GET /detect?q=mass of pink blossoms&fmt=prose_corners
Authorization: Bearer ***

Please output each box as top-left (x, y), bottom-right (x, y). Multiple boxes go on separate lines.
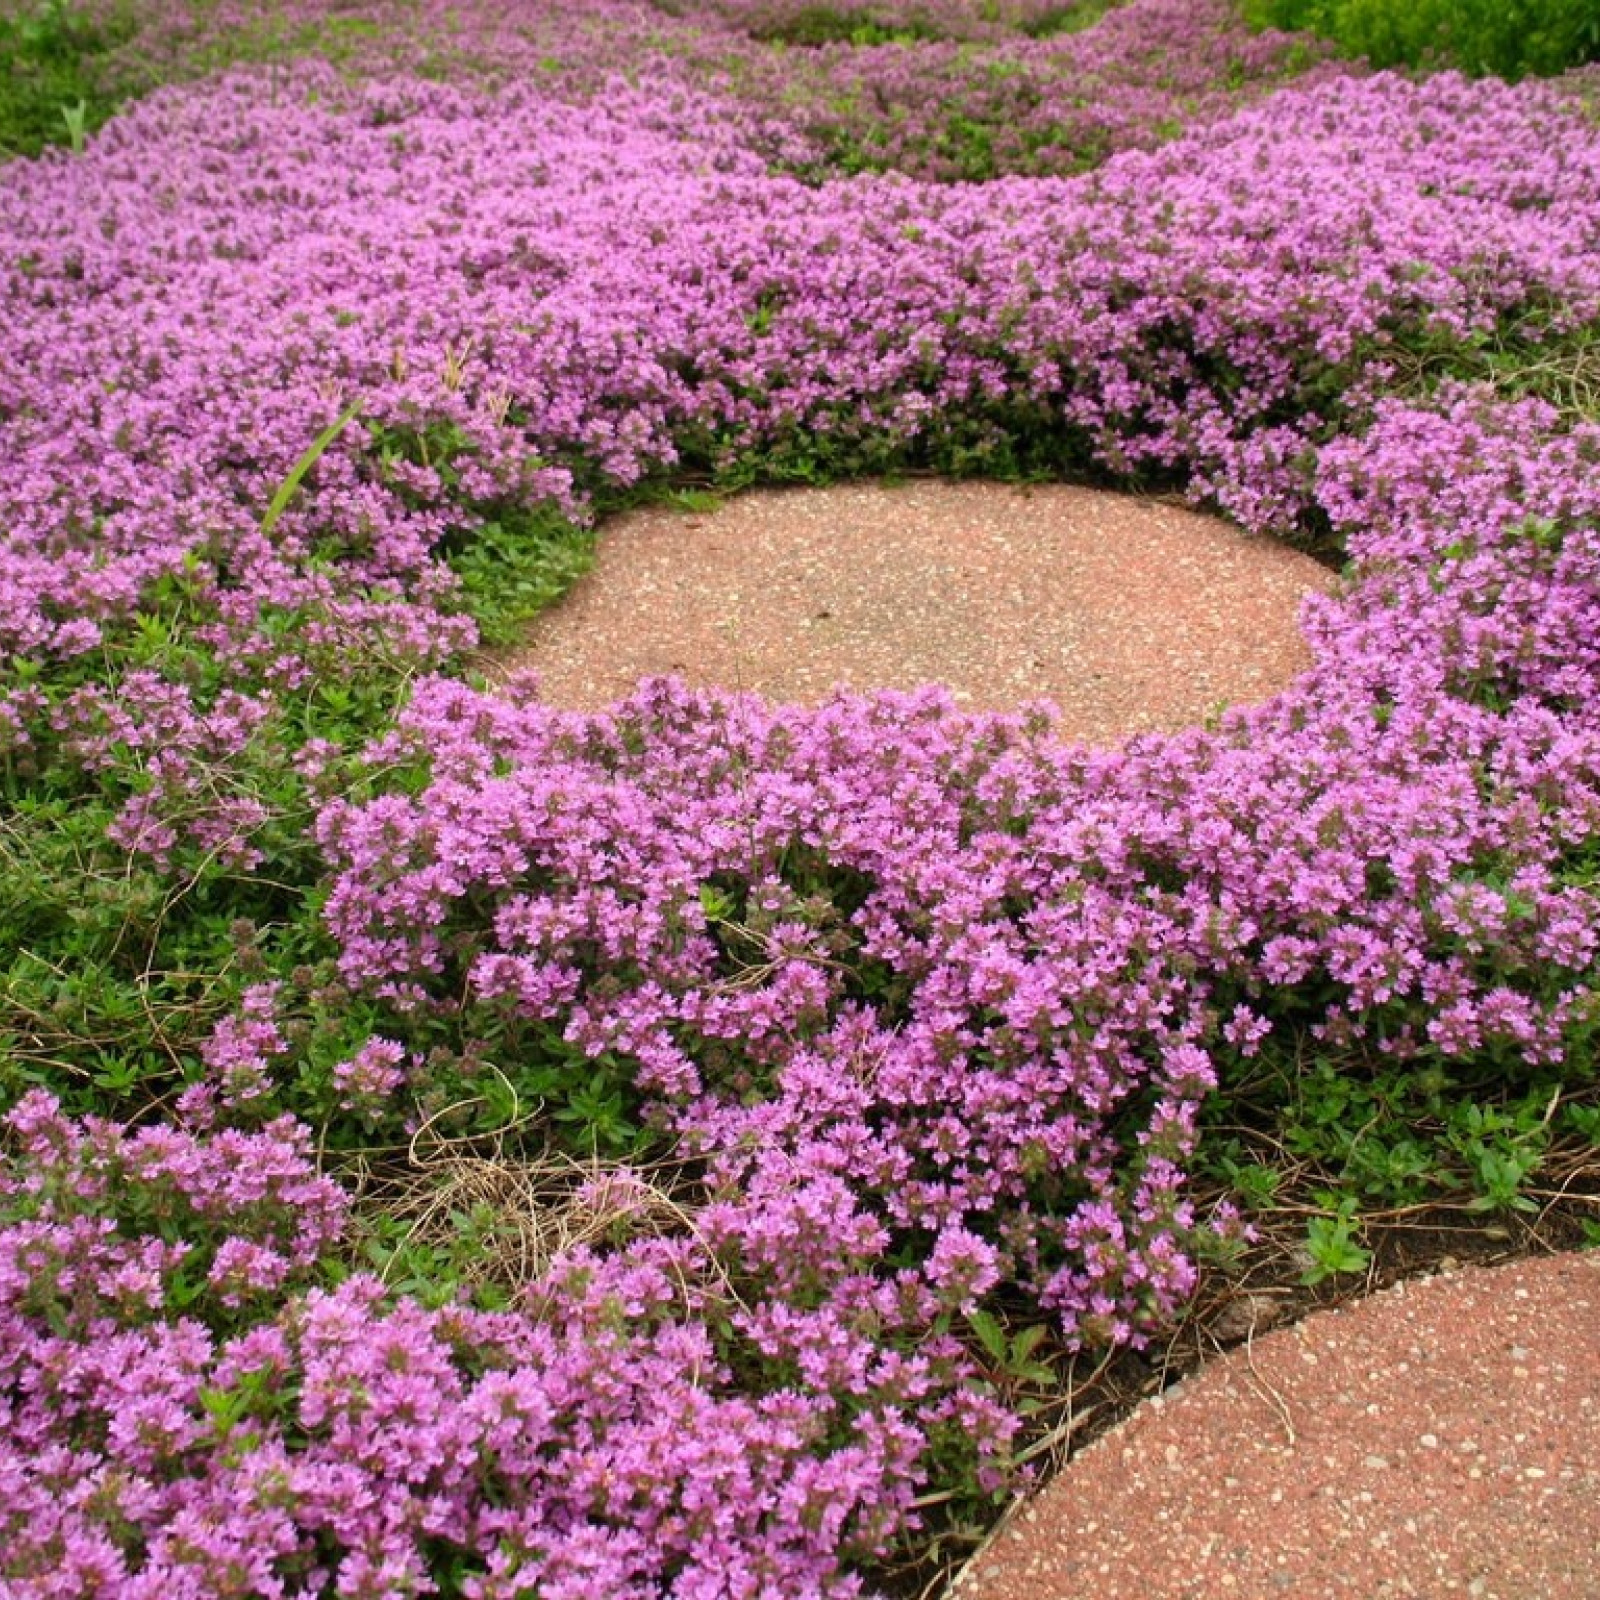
top-left (3, 0), bottom-right (1600, 1593)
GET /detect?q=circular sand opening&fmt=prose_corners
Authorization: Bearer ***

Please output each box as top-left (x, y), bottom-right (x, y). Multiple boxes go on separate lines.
top-left (489, 480), bottom-right (1338, 744)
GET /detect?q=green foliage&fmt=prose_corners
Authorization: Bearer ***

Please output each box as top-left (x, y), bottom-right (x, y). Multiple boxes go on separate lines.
top-left (0, 803), bottom-right (217, 1116)
top-left (1444, 1099), bottom-right (1549, 1214)
top-left (966, 1308), bottom-right (1058, 1389)
top-left (442, 506), bottom-right (596, 647)
top-left (740, 0), bottom-right (1127, 48)
top-left (1300, 1197), bottom-right (1372, 1283)
top-left (0, 561), bottom-right (673, 1184)
top-left (1385, 314), bottom-right (1600, 426)
top-left (0, 0), bottom-right (134, 157)
top-left (674, 378), bottom-right (1118, 499)
top-left (457, 1034), bottom-right (645, 1158)
top-left (337, 1203), bottom-right (517, 1311)
top-left (745, 6), bottom-right (946, 47)
top-left (0, 558), bottom-right (434, 1102)
top-left (1210, 1144), bottom-right (1284, 1210)
top-left (0, 0), bottom-right (449, 162)
top-left (1240, 0), bottom-right (1600, 80)
top-left (1203, 1033), bottom-right (1595, 1230)
top-left (1017, 1), bottom-right (1121, 39)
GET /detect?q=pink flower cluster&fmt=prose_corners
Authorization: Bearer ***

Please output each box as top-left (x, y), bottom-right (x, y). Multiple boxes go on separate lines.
top-left (317, 673), bottom-right (1222, 1342)
top-left (2, 1092), bottom-right (993, 1597)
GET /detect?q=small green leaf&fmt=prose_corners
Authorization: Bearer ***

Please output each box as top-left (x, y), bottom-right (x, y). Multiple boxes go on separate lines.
top-left (1010, 1323), bottom-right (1048, 1363)
top-left (1301, 1212), bottom-right (1371, 1286)
top-left (967, 1308), bottom-right (1009, 1366)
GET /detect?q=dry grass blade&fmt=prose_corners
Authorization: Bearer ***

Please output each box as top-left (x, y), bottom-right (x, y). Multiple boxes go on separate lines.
top-left (347, 1093), bottom-right (742, 1312)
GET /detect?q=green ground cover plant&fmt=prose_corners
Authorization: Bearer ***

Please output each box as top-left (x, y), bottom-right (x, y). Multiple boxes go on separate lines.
top-left (1, 0), bottom-right (1598, 1594)
top-left (1241, 0), bottom-right (1600, 79)
top-left (0, 0), bottom-right (135, 154)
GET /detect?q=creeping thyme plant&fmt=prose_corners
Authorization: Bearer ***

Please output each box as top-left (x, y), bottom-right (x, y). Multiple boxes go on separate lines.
top-left (2, 0), bottom-right (1600, 1592)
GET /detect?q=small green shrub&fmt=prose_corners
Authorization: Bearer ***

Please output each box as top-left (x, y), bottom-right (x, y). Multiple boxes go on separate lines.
top-left (1240, 0), bottom-right (1600, 80)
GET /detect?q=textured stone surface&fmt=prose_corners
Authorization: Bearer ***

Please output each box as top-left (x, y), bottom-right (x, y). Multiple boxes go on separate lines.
top-left (958, 1252), bottom-right (1600, 1600)
top-left (491, 479), bottom-right (1334, 743)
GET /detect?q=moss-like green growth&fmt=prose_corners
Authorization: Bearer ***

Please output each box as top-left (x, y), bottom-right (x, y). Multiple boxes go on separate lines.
top-left (1241, 0), bottom-right (1600, 81)
top-left (0, 0), bottom-right (135, 157)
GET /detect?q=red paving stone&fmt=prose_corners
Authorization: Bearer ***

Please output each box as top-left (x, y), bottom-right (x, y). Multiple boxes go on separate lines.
top-left (957, 1251), bottom-right (1600, 1600)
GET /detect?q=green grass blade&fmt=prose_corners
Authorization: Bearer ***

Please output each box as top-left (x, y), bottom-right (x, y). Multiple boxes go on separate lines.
top-left (259, 399), bottom-right (362, 536)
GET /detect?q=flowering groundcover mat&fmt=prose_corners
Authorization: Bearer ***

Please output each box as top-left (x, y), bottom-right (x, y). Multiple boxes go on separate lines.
top-left (2, 1), bottom-right (1599, 1594)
